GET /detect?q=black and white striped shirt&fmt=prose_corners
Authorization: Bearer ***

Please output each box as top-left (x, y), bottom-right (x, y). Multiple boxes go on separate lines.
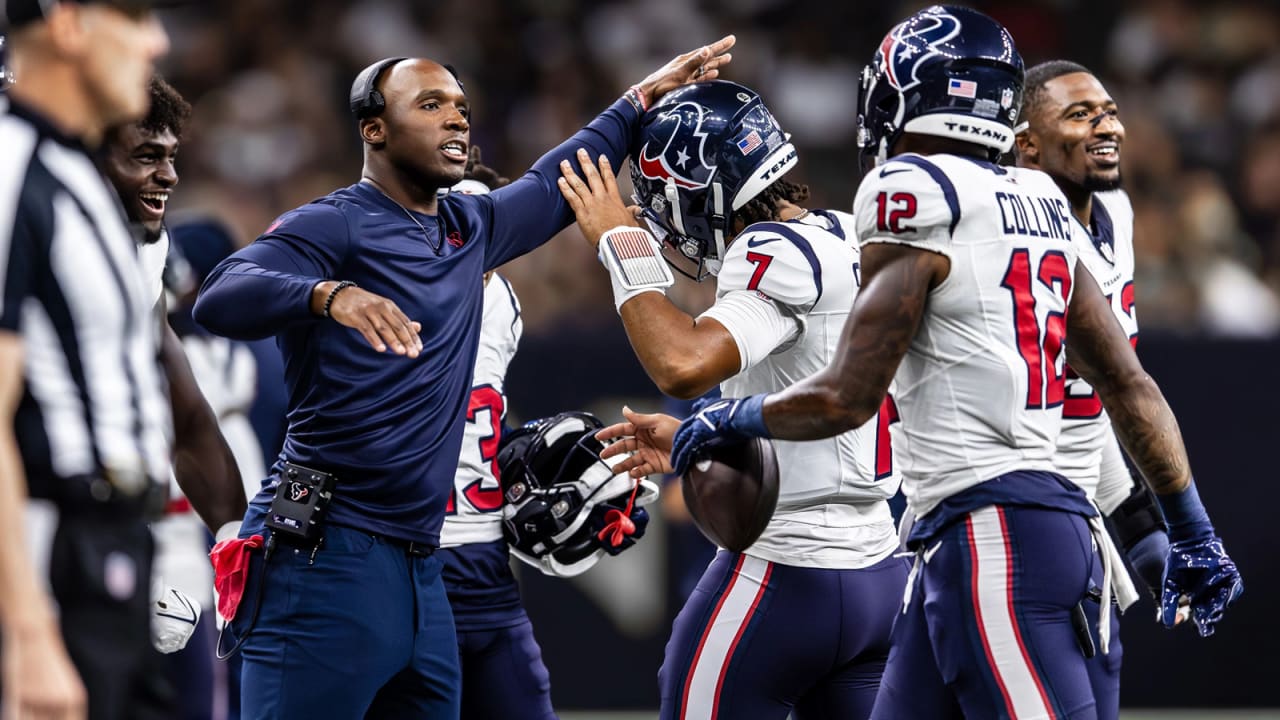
top-left (0, 96), bottom-right (171, 499)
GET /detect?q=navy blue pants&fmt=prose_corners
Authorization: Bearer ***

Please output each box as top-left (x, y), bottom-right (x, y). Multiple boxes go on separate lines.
top-left (455, 618), bottom-right (555, 719)
top-left (230, 525), bottom-right (460, 719)
top-left (659, 550), bottom-right (909, 720)
top-left (871, 505), bottom-right (1098, 720)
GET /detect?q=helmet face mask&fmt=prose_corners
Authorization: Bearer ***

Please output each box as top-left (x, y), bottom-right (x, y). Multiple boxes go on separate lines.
top-left (629, 80), bottom-right (798, 282)
top-left (497, 412), bottom-right (658, 577)
top-left (857, 4), bottom-right (1025, 170)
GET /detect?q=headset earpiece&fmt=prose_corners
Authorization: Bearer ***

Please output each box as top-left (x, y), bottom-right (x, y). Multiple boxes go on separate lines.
top-left (349, 56), bottom-right (408, 119)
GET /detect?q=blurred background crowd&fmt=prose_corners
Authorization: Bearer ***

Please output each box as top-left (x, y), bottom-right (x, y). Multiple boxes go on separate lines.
top-left (148, 0), bottom-right (1280, 339)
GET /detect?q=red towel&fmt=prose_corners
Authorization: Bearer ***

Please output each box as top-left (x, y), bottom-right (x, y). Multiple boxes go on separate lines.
top-left (209, 535), bottom-right (263, 622)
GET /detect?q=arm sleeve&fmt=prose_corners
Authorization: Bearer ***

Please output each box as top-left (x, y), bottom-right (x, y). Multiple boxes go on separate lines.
top-left (483, 98), bottom-right (640, 269)
top-left (853, 156), bottom-right (960, 259)
top-left (699, 290), bottom-right (801, 373)
top-left (193, 204), bottom-right (350, 340)
top-left (1095, 431), bottom-right (1134, 516)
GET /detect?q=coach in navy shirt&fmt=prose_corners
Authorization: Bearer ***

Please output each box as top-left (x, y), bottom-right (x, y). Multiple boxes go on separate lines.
top-left (194, 42), bottom-right (734, 718)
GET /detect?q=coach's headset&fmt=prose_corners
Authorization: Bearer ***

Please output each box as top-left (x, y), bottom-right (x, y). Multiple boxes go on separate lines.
top-left (348, 56), bottom-right (466, 119)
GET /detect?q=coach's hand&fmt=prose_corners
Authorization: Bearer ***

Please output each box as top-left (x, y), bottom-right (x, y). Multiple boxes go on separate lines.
top-left (634, 35), bottom-right (735, 107)
top-left (311, 281), bottom-right (423, 357)
top-left (2, 618), bottom-right (87, 720)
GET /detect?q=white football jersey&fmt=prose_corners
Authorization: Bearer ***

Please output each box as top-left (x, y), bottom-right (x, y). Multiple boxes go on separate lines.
top-left (440, 274), bottom-right (522, 547)
top-left (852, 154), bottom-right (1083, 520)
top-left (1055, 189), bottom-right (1139, 511)
top-left (701, 210), bottom-right (900, 569)
top-left (137, 229), bottom-right (169, 311)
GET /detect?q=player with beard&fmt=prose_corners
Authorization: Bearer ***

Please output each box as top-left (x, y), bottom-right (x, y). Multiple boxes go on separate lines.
top-left (1014, 60), bottom-right (1181, 720)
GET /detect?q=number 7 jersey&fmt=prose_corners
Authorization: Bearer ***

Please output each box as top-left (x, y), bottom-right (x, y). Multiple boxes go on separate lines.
top-left (852, 153), bottom-right (1083, 519)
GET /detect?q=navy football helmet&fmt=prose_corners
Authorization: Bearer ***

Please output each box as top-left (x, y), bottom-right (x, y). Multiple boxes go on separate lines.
top-left (630, 80), bottom-right (797, 280)
top-left (498, 412), bottom-right (659, 577)
top-left (857, 5), bottom-right (1024, 166)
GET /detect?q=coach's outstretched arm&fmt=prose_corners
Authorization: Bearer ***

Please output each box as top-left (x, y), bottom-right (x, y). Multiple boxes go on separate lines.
top-left (480, 36), bottom-right (736, 269)
top-left (1065, 268), bottom-right (1243, 636)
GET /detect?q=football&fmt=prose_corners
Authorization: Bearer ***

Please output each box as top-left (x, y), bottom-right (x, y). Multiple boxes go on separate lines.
top-left (680, 437), bottom-right (780, 552)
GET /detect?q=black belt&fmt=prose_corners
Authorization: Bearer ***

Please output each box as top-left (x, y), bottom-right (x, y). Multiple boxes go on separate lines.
top-left (377, 534), bottom-right (437, 557)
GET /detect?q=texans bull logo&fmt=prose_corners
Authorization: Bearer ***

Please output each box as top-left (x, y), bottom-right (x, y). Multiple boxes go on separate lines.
top-left (634, 100), bottom-right (717, 190)
top-left (877, 7), bottom-right (962, 91)
top-left (289, 481), bottom-right (311, 502)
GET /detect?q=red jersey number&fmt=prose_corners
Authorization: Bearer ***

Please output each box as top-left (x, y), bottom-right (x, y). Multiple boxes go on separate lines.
top-left (447, 385), bottom-right (506, 514)
top-left (1001, 249), bottom-right (1072, 409)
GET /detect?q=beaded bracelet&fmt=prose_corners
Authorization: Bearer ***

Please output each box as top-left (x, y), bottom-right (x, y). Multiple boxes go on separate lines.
top-left (322, 280), bottom-right (357, 318)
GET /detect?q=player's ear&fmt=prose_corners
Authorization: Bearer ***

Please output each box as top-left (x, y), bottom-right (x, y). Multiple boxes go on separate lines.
top-left (1015, 130), bottom-right (1038, 164)
top-left (359, 117), bottom-right (388, 147)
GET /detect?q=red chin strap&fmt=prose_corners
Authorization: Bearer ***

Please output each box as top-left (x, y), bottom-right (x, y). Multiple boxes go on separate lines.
top-left (596, 478), bottom-right (642, 548)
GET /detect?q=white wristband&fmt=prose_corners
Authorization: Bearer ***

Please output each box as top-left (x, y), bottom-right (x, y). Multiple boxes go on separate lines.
top-left (597, 226), bottom-right (674, 313)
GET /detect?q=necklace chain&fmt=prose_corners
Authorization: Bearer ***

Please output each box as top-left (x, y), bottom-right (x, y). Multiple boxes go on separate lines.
top-left (366, 180), bottom-right (443, 255)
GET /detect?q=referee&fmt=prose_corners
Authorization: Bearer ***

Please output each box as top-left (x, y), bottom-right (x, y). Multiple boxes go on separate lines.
top-left (0, 2), bottom-right (172, 719)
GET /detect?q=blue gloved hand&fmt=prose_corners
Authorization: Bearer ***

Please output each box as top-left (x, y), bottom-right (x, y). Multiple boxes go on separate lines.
top-left (1161, 536), bottom-right (1243, 637)
top-left (670, 395), bottom-right (770, 476)
top-left (1156, 481), bottom-right (1244, 637)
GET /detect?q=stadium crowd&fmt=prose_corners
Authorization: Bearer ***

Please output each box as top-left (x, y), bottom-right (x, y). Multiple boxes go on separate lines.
top-left (150, 0), bottom-right (1280, 336)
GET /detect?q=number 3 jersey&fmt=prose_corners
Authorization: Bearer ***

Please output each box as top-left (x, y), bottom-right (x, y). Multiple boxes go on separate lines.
top-left (1055, 189), bottom-right (1139, 513)
top-left (852, 154), bottom-right (1086, 521)
top-left (440, 274), bottom-right (522, 547)
top-left (700, 210), bottom-right (900, 569)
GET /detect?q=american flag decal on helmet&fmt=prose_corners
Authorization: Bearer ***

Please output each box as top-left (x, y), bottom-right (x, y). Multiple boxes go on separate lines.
top-left (736, 130), bottom-right (763, 155)
top-left (948, 78), bottom-right (977, 99)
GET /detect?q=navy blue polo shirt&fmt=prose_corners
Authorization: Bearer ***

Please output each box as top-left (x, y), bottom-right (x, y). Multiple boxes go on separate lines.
top-left (193, 98), bottom-right (638, 545)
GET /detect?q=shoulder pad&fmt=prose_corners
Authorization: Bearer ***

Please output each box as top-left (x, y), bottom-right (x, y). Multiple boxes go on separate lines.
top-left (719, 223), bottom-right (824, 308)
top-left (853, 155), bottom-right (961, 244)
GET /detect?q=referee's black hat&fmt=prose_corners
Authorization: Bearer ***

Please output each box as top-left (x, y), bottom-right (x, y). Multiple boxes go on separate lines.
top-left (4, 0), bottom-right (188, 28)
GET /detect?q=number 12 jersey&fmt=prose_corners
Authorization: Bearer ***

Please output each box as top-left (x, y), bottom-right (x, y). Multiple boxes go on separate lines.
top-left (852, 153), bottom-right (1085, 520)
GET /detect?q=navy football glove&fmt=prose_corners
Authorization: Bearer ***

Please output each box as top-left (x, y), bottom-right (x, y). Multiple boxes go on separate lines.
top-left (670, 395), bottom-right (770, 476)
top-left (1161, 536), bottom-right (1243, 637)
top-left (1156, 480), bottom-right (1243, 636)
